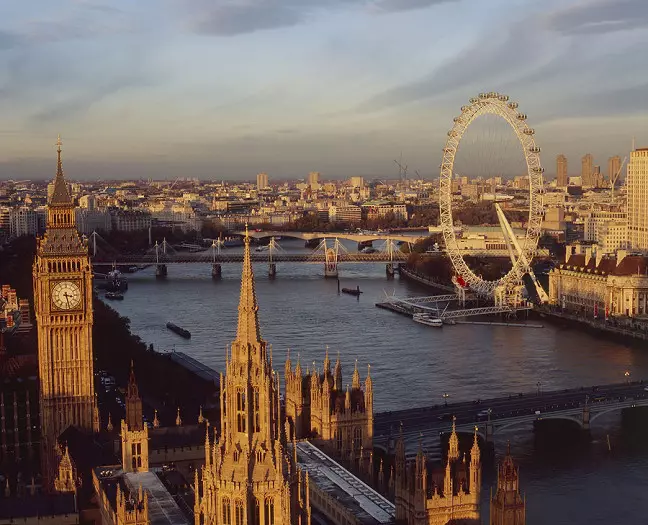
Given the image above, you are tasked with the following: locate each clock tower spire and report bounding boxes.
[33,137,97,491]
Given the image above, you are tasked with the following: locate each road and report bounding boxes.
[374,380,648,442]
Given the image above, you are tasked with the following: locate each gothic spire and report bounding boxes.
[234,225,262,347]
[448,416,460,461]
[50,135,72,206]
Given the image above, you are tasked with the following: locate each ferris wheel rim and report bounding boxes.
[438,92,544,296]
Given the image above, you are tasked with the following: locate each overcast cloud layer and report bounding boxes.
[1,0,647,180]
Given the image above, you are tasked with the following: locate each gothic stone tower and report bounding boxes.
[121,363,149,473]
[195,229,310,525]
[395,420,481,525]
[489,445,525,525]
[285,351,373,459]
[33,137,96,488]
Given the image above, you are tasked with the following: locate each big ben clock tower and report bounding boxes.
[33,137,97,488]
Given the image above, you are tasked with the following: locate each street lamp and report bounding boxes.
[442,393,449,407]
[625,370,630,384]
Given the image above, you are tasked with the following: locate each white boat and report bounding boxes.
[413,313,443,327]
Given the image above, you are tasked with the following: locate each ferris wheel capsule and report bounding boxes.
[469,98,478,103]
[508,102,519,110]
[529,146,541,153]
[517,113,527,120]
[523,128,535,135]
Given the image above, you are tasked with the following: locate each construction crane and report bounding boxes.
[394,153,408,183]
[610,156,627,202]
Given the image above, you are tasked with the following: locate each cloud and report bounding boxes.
[372,0,458,13]
[0,31,20,50]
[357,19,556,111]
[544,0,648,35]
[188,1,303,36]
[181,0,460,36]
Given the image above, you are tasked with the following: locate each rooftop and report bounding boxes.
[296,441,395,525]
[125,471,190,525]
[93,468,190,525]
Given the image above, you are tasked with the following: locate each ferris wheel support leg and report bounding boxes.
[494,204,549,304]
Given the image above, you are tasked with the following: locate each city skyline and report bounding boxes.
[2,0,648,180]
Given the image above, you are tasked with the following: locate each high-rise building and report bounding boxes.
[489,445,525,525]
[195,228,311,525]
[581,154,594,187]
[593,165,602,188]
[627,148,648,251]
[256,172,269,191]
[556,154,568,188]
[608,155,622,185]
[307,171,320,189]
[33,137,98,489]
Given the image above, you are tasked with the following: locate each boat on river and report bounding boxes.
[341,286,362,296]
[105,292,124,301]
[413,313,443,327]
[166,322,191,339]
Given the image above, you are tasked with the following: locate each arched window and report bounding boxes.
[253,388,261,432]
[237,389,246,433]
[252,498,260,525]
[235,500,244,525]
[264,498,275,525]
[353,427,362,451]
[222,498,231,525]
[334,429,342,451]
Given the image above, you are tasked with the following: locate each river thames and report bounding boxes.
[104,240,648,524]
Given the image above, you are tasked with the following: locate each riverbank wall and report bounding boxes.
[533,306,648,346]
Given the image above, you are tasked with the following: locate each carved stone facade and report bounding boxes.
[395,420,481,525]
[549,247,648,317]
[489,445,525,525]
[284,352,373,459]
[33,138,97,489]
[195,229,310,525]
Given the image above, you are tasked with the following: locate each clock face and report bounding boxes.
[51,281,82,311]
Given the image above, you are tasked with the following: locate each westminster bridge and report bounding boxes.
[374,380,648,458]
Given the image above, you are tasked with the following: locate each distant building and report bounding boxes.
[549,246,648,317]
[584,211,627,243]
[328,205,362,224]
[543,207,565,233]
[76,209,111,235]
[608,155,622,185]
[0,206,10,233]
[556,154,568,188]
[362,202,408,222]
[627,148,648,252]
[256,172,269,191]
[349,176,364,188]
[110,210,152,232]
[78,194,96,210]
[581,154,594,188]
[307,171,321,190]
[9,206,40,237]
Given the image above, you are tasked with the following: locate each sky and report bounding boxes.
[1,0,648,181]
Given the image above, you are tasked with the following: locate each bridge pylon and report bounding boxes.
[268,237,278,278]
[324,238,340,278]
[154,240,168,279]
[211,240,222,279]
[582,400,590,431]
